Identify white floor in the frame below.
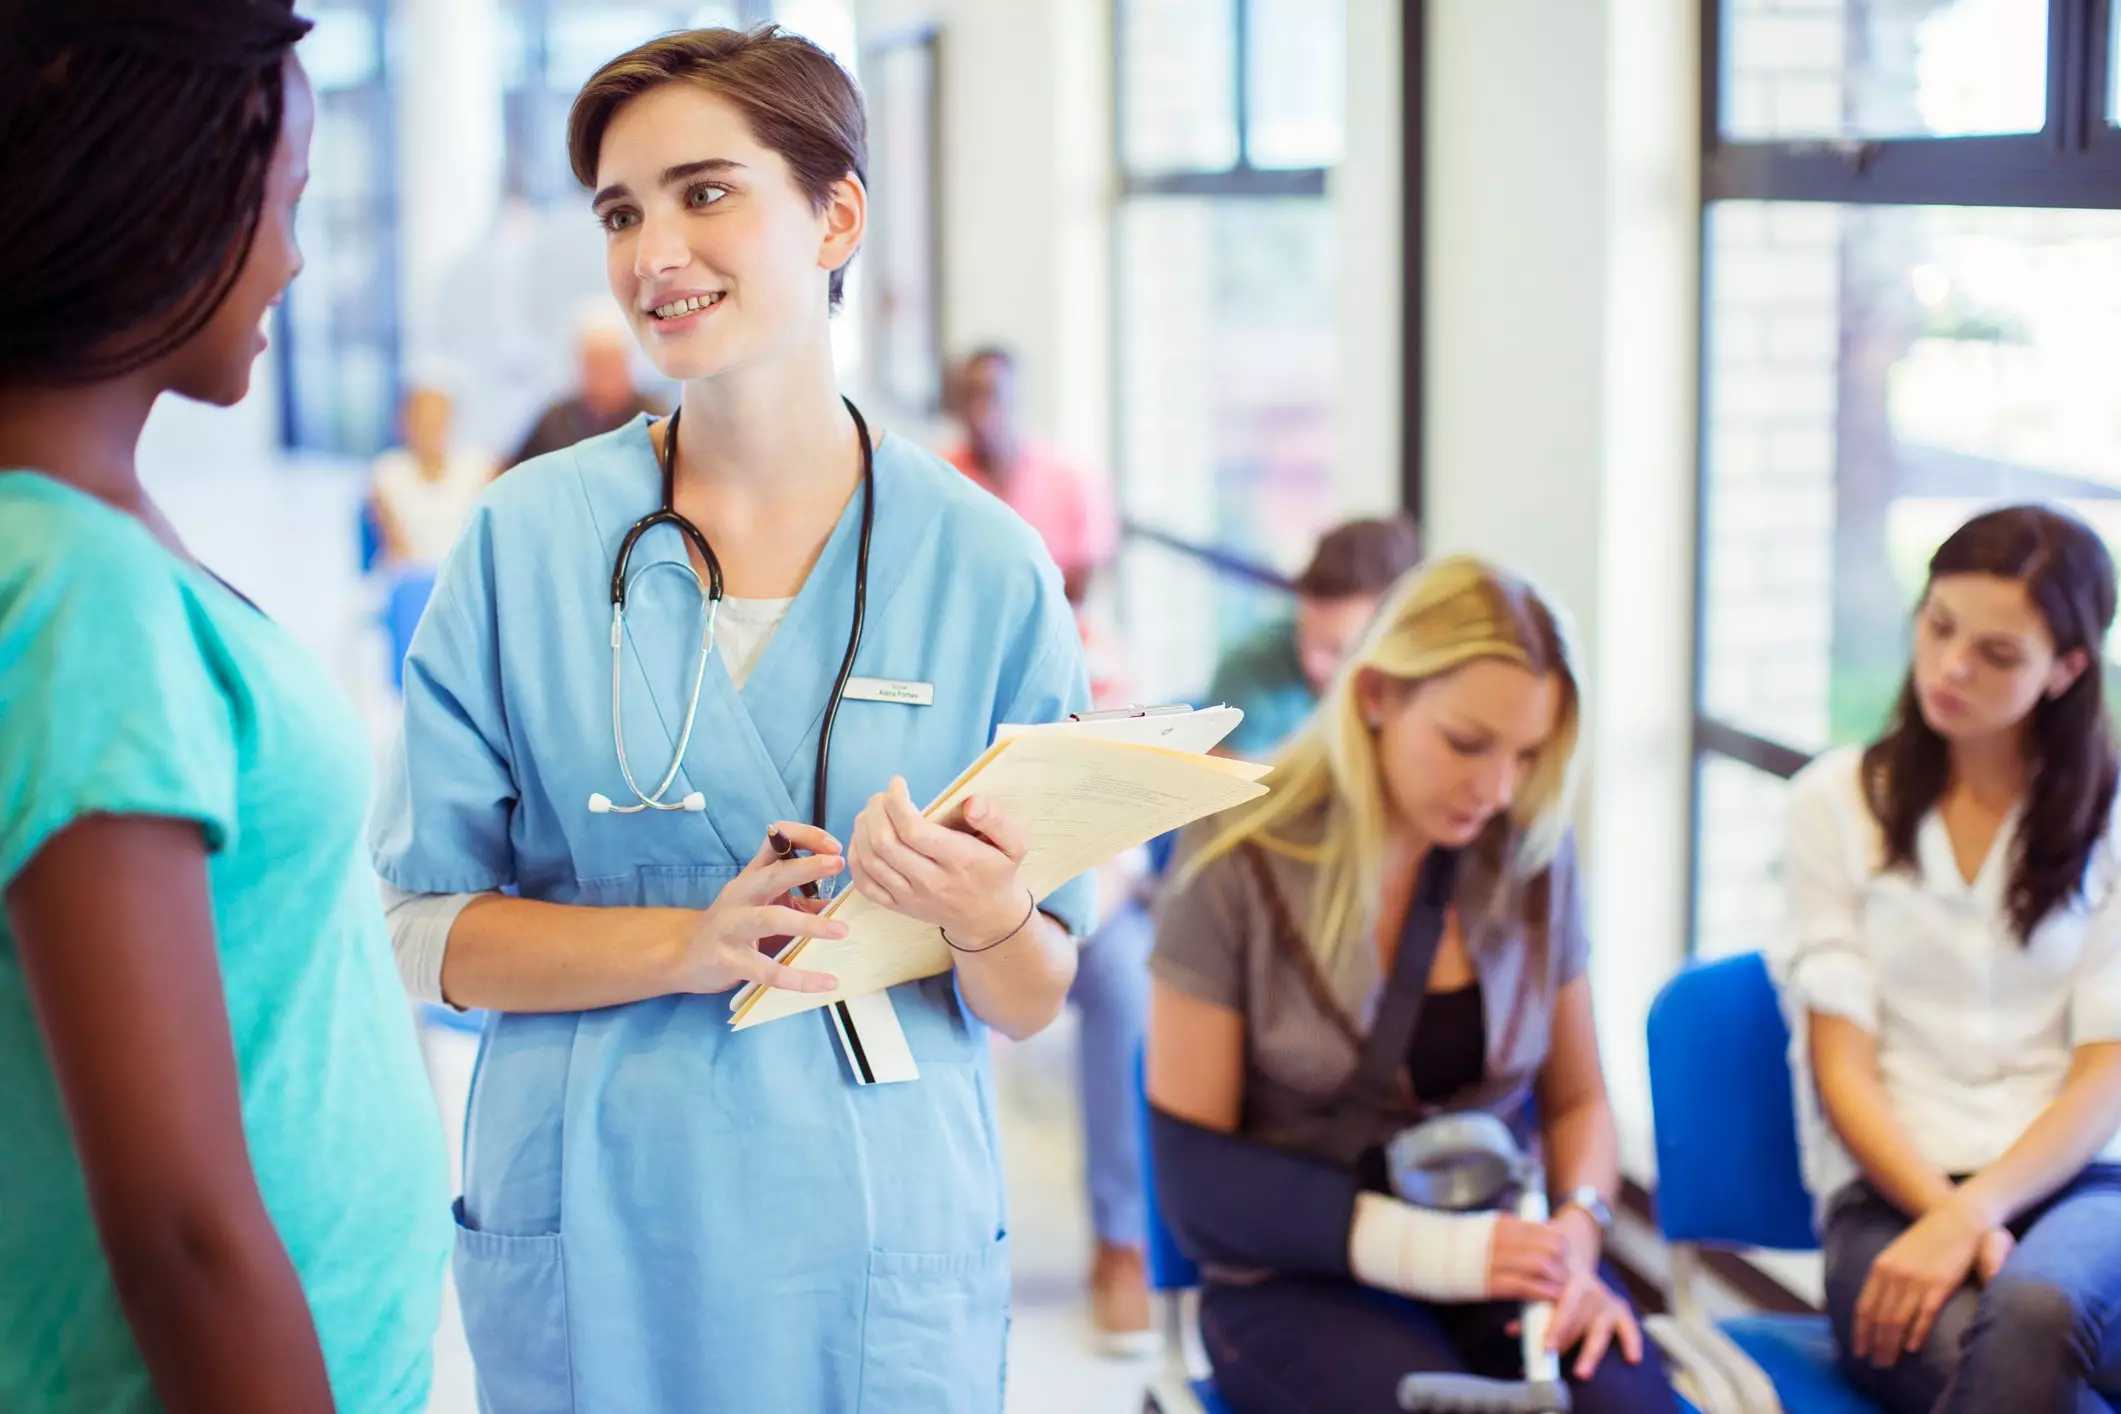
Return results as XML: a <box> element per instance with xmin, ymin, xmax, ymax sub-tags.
<box><xmin>143</xmin><ymin>449</ymin><xmax>1159</xmax><ymax>1414</ymax></box>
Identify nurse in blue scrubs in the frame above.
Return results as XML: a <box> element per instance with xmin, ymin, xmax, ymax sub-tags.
<box><xmin>371</xmin><ymin>25</ymin><xmax>1091</xmax><ymax>1414</ymax></box>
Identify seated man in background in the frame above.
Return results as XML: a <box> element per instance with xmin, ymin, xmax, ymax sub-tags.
<box><xmin>1210</xmin><ymin>515</ymin><xmax>1421</xmax><ymax>760</ymax></box>
<box><xmin>369</xmin><ymin>384</ymin><xmax>494</xmax><ymax>570</ymax></box>
<box><xmin>504</xmin><ymin>316</ymin><xmax>664</xmax><ymax>471</ymax></box>
<box><xmin>944</xmin><ymin>345</ymin><xmax>1117</xmax><ymax>608</ymax></box>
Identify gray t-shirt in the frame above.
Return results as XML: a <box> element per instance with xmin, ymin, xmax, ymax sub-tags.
<box><xmin>1150</xmin><ymin>812</ymin><xmax>1592</xmax><ymax>1167</ymax></box>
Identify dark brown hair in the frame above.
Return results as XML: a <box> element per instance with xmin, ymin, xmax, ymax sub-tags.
<box><xmin>567</xmin><ymin>25</ymin><xmax>867</xmax><ymax>307</ymax></box>
<box><xmin>1296</xmin><ymin>516</ymin><xmax>1423</xmax><ymax>600</ymax></box>
<box><xmin>1864</xmin><ymin>504</ymin><xmax>2119</xmax><ymax>941</ymax></box>
<box><xmin>0</xmin><ymin>0</ymin><xmax>311</xmax><ymax>383</ymax></box>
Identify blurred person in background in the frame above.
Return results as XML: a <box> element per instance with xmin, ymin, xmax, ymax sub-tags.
<box><xmin>1148</xmin><ymin>557</ymin><xmax>1676</xmax><ymax>1413</ymax></box>
<box><xmin>503</xmin><ymin>308</ymin><xmax>665</xmax><ymax>469</ymax></box>
<box><xmin>945</xmin><ymin>345</ymin><xmax>1117</xmax><ymax>608</ymax></box>
<box><xmin>1210</xmin><ymin>515</ymin><xmax>1422</xmax><ymax>760</ymax></box>
<box><xmin>944</xmin><ymin>342</ymin><xmax>1150</xmax><ymax>1350</ymax></box>
<box><xmin>0</xmin><ymin>5</ymin><xmax>449</xmax><ymax>1412</ymax></box>
<box><xmin>1777</xmin><ymin>505</ymin><xmax>2121</xmax><ymax>1414</ymax></box>
<box><xmin>369</xmin><ymin>382</ymin><xmax>495</xmax><ymax>569</ymax></box>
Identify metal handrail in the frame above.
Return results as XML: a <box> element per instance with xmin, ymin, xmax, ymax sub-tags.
<box><xmin>1120</xmin><ymin>519</ymin><xmax>1297</xmax><ymax>594</ymax></box>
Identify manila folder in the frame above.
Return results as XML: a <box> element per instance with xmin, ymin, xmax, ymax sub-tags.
<box><xmin>728</xmin><ymin>733</ymin><xmax>1269</xmax><ymax>1031</ymax></box>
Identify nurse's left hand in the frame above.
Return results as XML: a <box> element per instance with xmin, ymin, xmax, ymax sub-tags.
<box><xmin>849</xmin><ymin>778</ymin><xmax>1030</xmax><ymax>943</ymax></box>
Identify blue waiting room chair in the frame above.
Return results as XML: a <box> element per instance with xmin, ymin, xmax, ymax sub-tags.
<box><xmin>1645</xmin><ymin>952</ymin><xmax>1884</xmax><ymax>1414</ymax></box>
<box><xmin>385</xmin><ymin>568</ymin><xmax>436</xmax><ymax>693</ymax></box>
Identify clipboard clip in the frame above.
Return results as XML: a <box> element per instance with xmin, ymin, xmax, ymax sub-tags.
<box><xmin>1069</xmin><ymin>703</ymin><xmax>1194</xmax><ymax>722</ymax></box>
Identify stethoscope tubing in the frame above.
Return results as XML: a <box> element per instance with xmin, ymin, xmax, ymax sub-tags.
<box><xmin>599</xmin><ymin>399</ymin><xmax>876</xmax><ymax>828</ymax></box>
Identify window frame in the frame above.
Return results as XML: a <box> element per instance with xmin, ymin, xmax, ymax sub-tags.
<box><xmin>1109</xmin><ymin>0</ymin><xmax>1424</xmax><ymax>516</ymax></box>
<box><xmin>1701</xmin><ymin>0</ymin><xmax>2121</xmax><ymax>210</ymax></box>
<box><xmin>274</xmin><ymin>0</ymin><xmax>403</xmax><ymax>457</ymax></box>
<box><xmin>1687</xmin><ymin>0</ymin><xmax>2121</xmax><ymax>952</ymax></box>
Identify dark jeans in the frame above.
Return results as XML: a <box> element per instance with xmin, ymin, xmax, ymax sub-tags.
<box><xmin>1823</xmin><ymin>1168</ymin><xmax>2121</xmax><ymax>1414</ymax></box>
<box><xmin>1199</xmin><ymin>1267</ymin><xmax>1678</xmax><ymax>1414</ymax></box>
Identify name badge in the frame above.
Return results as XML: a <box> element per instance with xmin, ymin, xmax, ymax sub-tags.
<box><xmin>842</xmin><ymin>676</ymin><xmax>935</xmax><ymax>707</ymax></box>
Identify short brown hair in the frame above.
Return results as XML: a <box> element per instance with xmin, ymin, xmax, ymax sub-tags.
<box><xmin>568</xmin><ymin>26</ymin><xmax>868</xmax><ymax>306</ymax></box>
<box><xmin>1295</xmin><ymin>516</ymin><xmax>1422</xmax><ymax>600</ymax></box>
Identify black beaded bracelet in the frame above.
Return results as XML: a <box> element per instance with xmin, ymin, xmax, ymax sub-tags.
<box><xmin>941</xmin><ymin>888</ymin><xmax>1038</xmax><ymax>955</ymax></box>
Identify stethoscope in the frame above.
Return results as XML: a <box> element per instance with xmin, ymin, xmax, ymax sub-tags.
<box><xmin>587</xmin><ymin>397</ymin><xmax>877</xmax><ymax>838</ymax></box>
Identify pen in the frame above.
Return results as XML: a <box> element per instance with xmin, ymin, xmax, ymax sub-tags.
<box><xmin>1068</xmin><ymin>703</ymin><xmax>1193</xmax><ymax>722</ymax></box>
<box><xmin>767</xmin><ymin>827</ymin><xmax>821</xmax><ymax>900</ymax></box>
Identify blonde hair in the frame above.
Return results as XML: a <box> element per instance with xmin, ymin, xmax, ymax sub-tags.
<box><xmin>1188</xmin><ymin>555</ymin><xmax>1583</xmax><ymax>974</ymax></box>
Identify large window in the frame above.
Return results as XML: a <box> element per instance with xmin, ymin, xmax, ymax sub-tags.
<box><xmin>1113</xmin><ymin>0</ymin><xmax>1347</xmax><ymax>703</ymax></box>
<box><xmin>1691</xmin><ymin>0</ymin><xmax>2121</xmax><ymax>956</ymax></box>
<box><xmin>500</xmin><ymin>1</ymin><xmax>762</xmax><ymax>205</ymax></box>
<box><xmin>279</xmin><ymin>1</ymin><xmax>399</xmax><ymax>456</ymax></box>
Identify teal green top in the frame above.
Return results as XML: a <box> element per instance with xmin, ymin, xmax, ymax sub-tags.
<box><xmin>0</xmin><ymin>473</ymin><xmax>450</xmax><ymax>1413</ymax></box>
<box><xmin>1207</xmin><ymin>616</ymin><xmax>1318</xmax><ymax>759</ymax></box>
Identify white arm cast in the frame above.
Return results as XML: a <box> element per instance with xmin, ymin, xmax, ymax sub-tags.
<box><xmin>1347</xmin><ymin>1191</ymin><xmax>1499</xmax><ymax>1303</ymax></box>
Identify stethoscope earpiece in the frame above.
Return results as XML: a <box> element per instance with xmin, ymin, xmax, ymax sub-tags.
<box><xmin>680</xmin><ymin>792</ymin><xmax>706</xmax><ymax>812</ymax></box>
<box><xmin>589</xmin><ymin>792</ymin><xmax>615</xmax><ymax>814</ymax></box>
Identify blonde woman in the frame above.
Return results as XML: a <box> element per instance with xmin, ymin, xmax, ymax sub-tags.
<box><xmin>1147</xmin><ymin>557</ymin><xmax>1674</xmax><ymax>1414</ymax></box>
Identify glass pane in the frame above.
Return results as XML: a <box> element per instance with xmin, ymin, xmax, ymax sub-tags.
<box><xmin>1115</xmin><ymin>197</ymin><xmax>1338</xmax><ymax>702</ymax></box>
<box><xmin>2111</xmin><ymin>8</ymin><xmax>2120</xmax><ymax>126</ymax></box>
<box><xmin>282</xmin><ymin>8</ymin><xmax>397</xmax><ymax>457</ymax></box>
<box><xmin>866</xmin><ymin>38</ymin><xmax>940</xmax><ymax>414</ymax></box>
<box><xmin>1246</xmin><ymin>0</ymin><xmax>1345</xmax><ymax>169</ymax></box>
<box><xmin>1693</xmin><ymin>756</ymin><xmax>1793</xmax><ymax>961</ymax></box>
<box><xmin>1699</xmin><ymin>201</ymin><xmax>2121</xmax><ymax>755</ymax></box>
<box><xmin>300</xmin><ymin>6</ymin><xmax>380</xmax><ymax>93</ymax></box>
<box><xmin>773</xmin><ymin>0</ymin><xmax>857</xmax><ymax>70</ymax></box>
<box><xmin>1121</xmin><ymin>0</ymin><xmax>1240</xmax><ymax>176</ymax></box>
<box><xmin>548</xmin><ymin>8</ymin><xmax>682</xmax><ymax>91</ymax></box>
<box><xmin>1721</xmin><ymin>0</ymin><xmax>2048</xmax><ymax>141</ymax></box>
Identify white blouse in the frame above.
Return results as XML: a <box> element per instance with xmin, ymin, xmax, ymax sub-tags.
<box><xmin>1774</xmin><ymin>746</ymin><xmax>2121</xmax><ymax>1183</ymax></box>
<box><xmin>371</xmin><ymin>449</ymin><xmax>493</xmax><ymax>566</ymax></box>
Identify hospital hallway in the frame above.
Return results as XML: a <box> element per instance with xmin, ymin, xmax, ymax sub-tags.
<box><xmin>140</xmin><ymin>431</ymin><xmax>1164</xmax><ymax>1413</ymax></box>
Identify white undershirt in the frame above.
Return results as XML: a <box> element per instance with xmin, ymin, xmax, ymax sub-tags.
<box><xmin>710</xmin><ymin>594</ymin><xmax>795</xmax><ymax>693</ymax></box>
<box><xmin>383</xmin><ymin>594</ymin><xmax>796</xmax><ymax>1005</ymax></box>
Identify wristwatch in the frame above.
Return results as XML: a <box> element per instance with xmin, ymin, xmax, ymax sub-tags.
<box><xmin>1560</xmin><ymin>1185</ymin><xmax>1614</xmax><ymax>1235</ymax></box>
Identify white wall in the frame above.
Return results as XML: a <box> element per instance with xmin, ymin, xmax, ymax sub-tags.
<box><xmin>393</xmin><ymin>0</ymin><xmax>506</xmax><ymax>380</ymax></box>
<box><xmin>854</xmin><ymin>0</ymin><xmax>1112</xmax><ymax>469</ymax></box>
<box><xmin>1333</xmin><ymin>0</ymin><xmax>1406</xmax><ymax>517</ymax></box>
<box><xmin>1424</xmin><ymin>0</ymin><xmax>1699</xmax><ymax>1173</ymax></box>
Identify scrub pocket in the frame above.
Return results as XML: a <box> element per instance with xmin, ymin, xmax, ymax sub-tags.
<box><xmin>857</xmin><ymin>1229</ymin><xmax>1011</xmax><ymax>1414</ymax></box>
<box><xmin>452</xmin><ymin>1198</ymin><xmax>575</xmax><ymax>1414</ymax></box>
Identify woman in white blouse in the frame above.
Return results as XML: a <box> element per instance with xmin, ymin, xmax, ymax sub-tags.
<box><xmin>1779</xmin><ymin>504</ymin><xmax>2121</xmax><ymax>1414</ymax></box>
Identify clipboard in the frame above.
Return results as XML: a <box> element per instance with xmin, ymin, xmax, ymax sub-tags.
<box><xmin>727</xmin><ymin>706</ymin><xmax>1268</xmax><ymax>1034</ymax></box>
<box><xmin>995</xmin><ymin>702</ymin><xmax>1244</xmax><ymax>757</ymax></box>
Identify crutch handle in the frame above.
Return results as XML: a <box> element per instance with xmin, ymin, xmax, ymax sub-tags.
<box><xmin>1396</xmin><ymin>1373</ymin><xmax>1573</xmax><ymax>1413</ymax></box>
<box><xmin>1516</xmin><ymin>1181</ymin><xmax>1562</xmax><ymax>1385</ymax></box>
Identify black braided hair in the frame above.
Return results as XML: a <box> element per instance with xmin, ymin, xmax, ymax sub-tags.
<box><xmin>0</xmin><ymin>0</ymin><xmax>313</xmax><ymax>384</ymax></box>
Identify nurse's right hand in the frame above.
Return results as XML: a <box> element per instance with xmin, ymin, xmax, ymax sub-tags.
<box><xmin>678</xmin><ymin>825</ymin><xmax>850</xmax><ymax>995</ymax></box>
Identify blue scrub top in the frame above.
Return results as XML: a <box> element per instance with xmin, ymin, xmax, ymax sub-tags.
<box><xmin>371</xmin><ymin>417</ymin><xmax>1093</xmax><ymax>1414</ymax></box>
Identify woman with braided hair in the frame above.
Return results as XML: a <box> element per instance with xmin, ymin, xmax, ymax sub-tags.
<box><xmin>0</xmin><ymin>4</ymin><xmax>450</xmax><ymax>1411</ymax></box>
